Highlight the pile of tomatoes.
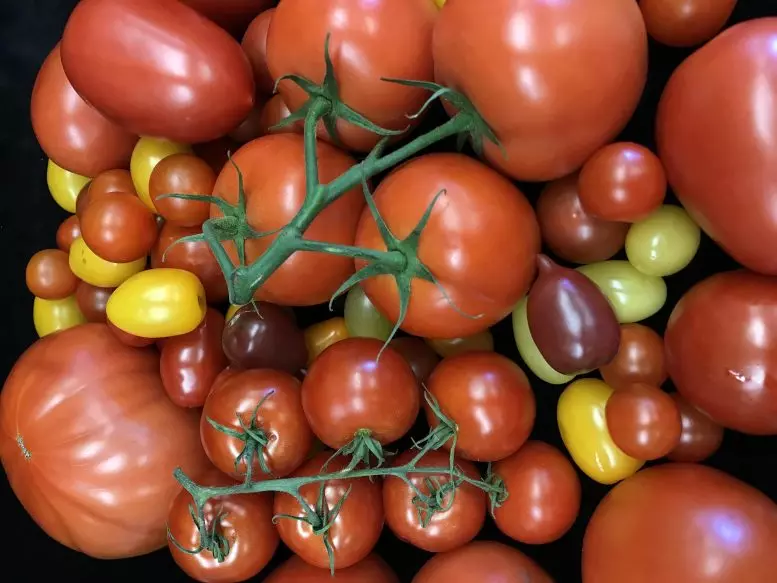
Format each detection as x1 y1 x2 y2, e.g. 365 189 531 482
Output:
5 0 777 582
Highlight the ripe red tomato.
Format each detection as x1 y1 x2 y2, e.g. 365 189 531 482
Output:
211 133 364 306
273 453 384 570
201 369 313 480
383 450 485 552
433 0 647 181
149 154 215 227
599 323 667 390
75 281 113 323
180 0 275 34
258 94 307 137
31 44 136 178
667 393 725 463
56 215 82 253
81 192 157 262
107 319 156 348
267 0 437 152
26 249 78 300
265 554 399 583
355 154 540 339
76 169 137 219
0 324 210 558
242 9 275 98
640 0 737 47
61 0 254 143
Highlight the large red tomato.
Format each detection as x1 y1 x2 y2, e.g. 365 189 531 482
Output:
0 324 210 558
582 463 777 583
656 19 777 274
664 270 777 435
265 554 399 583
180 0 274 34
31 44 136 177
355 153 540 338
433 0 647 181
60 0 254 143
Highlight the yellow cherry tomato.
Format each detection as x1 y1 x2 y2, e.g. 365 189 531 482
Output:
625 204 701 277
426 330 494 358
434 0 446 7
33 295 87 337
557 378 644 485
304 317 349 364
69 237 146 288
107 268 207 338
46 159 90 213
130 137 191 211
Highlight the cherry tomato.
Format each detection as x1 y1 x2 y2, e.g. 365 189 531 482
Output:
343 285 393 341
257 94 304 136
33 295 87 338
384 450 485 552
47 159 90 213
264 554 399 583
389 337 440 385
599 323 667 390
26 249 78 300
81 192 157 263
426 330 494 359
273 453 384 570
425 352 535 462
492 441 581 545
242 8 275 97
76 168 137 218
106 320 155 348
201 369 312 480
130 137 193 212
640 0 736 47
625 205 701 277
668 393 725 463
304 318 349 364
74 282 113 323
149 154 215 227
228 106 265 144
69 237 146 288
56 215 82 253
302 338 419 449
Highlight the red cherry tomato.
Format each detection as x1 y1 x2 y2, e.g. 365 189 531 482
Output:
76 169 137 219
640 0 737 47
257 94 307 137
149 154 215 227
75 282 113 323
668 393 725 463
80 192 157 263
599 323 667 390
56 215 82 253
26 249 78 300
242 9 275 97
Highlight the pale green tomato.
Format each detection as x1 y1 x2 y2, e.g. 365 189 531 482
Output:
625 204 701 277
344 285 394 341
577 261 666 323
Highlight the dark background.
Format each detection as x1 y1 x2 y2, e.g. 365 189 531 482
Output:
2 1 777 582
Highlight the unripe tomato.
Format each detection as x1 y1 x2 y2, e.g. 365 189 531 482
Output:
303 317 349 364
33 295 87 337
130 137 192 211
68 237 146 288
47 159 90 213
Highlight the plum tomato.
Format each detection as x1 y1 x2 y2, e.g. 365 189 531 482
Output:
33 295 87 338
47 159 90 213
76 168 136 218
69 237 146 288
668 393 725 463
26 249 78 300
80 192 158 263
149 154 215 227
426 330 494 359
389 337 440 385
56 215 82 253
599 323 667 390
241 8 275 98
264 554 399 583
75 282 113 323
304 317 349 364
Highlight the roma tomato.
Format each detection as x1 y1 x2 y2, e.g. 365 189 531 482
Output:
47 159 89 213
434 0 647 181
56 215 81 252
31 44 136 177
81 192 157 262
75 281 112 323
76 168 137 218
181 0 275 34
426 330 494 359
599 323 667 390
265 554 399 583
383 450 485 552
425 352 535 462
108 320 155 348
201 369 312 480
267 0 436 152
0 324 210 558
33 295 87 338
355 154 540 339
389 336 440 385
26 249 78 300
61 0 254 144
149 154 215 227
640 0 737 47
242 8 275 98
344 285 393 341
668 393 725 463
69 237 146 288
273 453 384 570
130 137 192 212
304 317 349 364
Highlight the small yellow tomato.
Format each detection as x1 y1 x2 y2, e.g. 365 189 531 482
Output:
434 0 446 8
46 159 90 213
130 137 191 211
625 204 701 277
557 378 644 485
33 295 87 337
426 329 494 358
225 304 243 322
304 317 349 364
69 237 146 288
107 268 207 338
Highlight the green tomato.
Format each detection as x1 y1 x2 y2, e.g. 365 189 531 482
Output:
344 285 394 341
625 204 701 277
577 261 666 323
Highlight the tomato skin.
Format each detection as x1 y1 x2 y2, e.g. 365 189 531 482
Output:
61 0 254 144
47 159 90 213
33 295 87 337
108 319 156 348
242 9 275 98
149 154 215 227
76 169 137 218
667 393 725 463
356 154 540 339
81 192 158 263
257 94 306 137
640 0 736 47
69 237 146 288
131 137 193 212
75 282 112 323
599 323 667 390
426 331 494 359
56 215 82 252
389 337 440 385
265 554 399 583
383 450 485 552
181 0 275 34
26 249 78 300
0 324 210 558
304 317 350 364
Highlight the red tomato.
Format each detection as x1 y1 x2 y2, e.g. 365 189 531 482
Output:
76 169 137 219
228 106 266 144
180 0 275 34
26 249 78 300
192 137 241 176
0 324 209 558
31 44 136 177
149 154 215 227
242 9 275 97
355 154 540 339
81 192 157 263
61 0 254 143
640 0 737 47
211 133 364 306
56 215 82 253
107 319 156 348
267 0 437 152
389 336 440 385
273 453 384 570
75 282 113 323
599 323 667 390
433 0 647 181
668 393 725 463
264 554 399 583
257 94 306 137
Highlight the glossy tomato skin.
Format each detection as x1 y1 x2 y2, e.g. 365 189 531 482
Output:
81 192 158 263
668 393 725 463
582 463 777 583
599 323 667 389
181 0 275 34
33 295 87 337
26 249 78 300
304 317 349 364
242 9 275 98
47 159 90 213
107 319 156 348
0 324 209 558
640 0 737 47
273 453 384 570
77 168 137 218
434 0 647 182
383 450 485 552
31 44 136 177
75 281 113 323
61 0 254 143
149 154 215 227
264 554 399 583
211 134 364 306
56 215 81 252
267 0 436 152
356 154 540 338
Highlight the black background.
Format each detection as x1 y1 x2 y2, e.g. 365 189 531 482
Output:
2 1 777 582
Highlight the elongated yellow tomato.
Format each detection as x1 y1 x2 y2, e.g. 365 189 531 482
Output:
558 378 644 485
33 295 87 337
69 237 146 287
625 204 701 277
130 137 192 211
47 159 90 213
107 268 206 338
304 317 349 364
426 330 494 358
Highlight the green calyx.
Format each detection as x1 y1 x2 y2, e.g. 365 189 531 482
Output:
167 504 231 563
484 463 509 518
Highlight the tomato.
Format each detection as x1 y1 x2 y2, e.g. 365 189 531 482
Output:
582 463 777 583
356 154 540 338
265 554 399 583
389 336 440 385
76 168 137 218
242 8 275 98
344 285 393 341
56 215 82 252
74 282 112 323
640 0 736 47
193 137 241 176
0 324 209 558
26 249 78 300
491 441 581 545
426 352 535 462
258 94 304 136
625 205 701 277
149 154 215 227
426 330 494 359
228 106 266 144
267 0 437 152
302 338 419 450
167 467 278 583
211 133 364 306
273 453 384 570
61 0 254 144
33 295 87 338
81 192 157 263
108 319 156 348
668 393 725 463
412 541 554 583
434 0 646 182
130 137 193 212
31 44 136 177
599 323 667 390
47 159 90 213
383 450 485 552
304 317 349 364
537 174 628 265
181 0 275 34
201 369 312 479
69 237 146 288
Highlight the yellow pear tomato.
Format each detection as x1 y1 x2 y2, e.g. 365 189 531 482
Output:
304 317 349 364
426 329 494 358
69 237 146 288
130 137 191 211
33 295 87 337
47 159 90 213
